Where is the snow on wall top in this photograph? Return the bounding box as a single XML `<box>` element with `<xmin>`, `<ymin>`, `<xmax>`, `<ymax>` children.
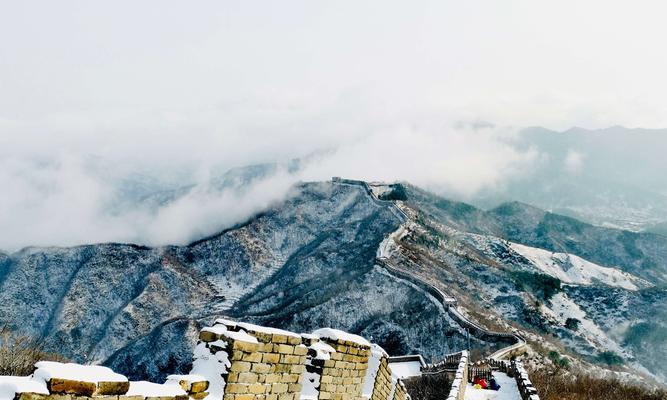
<box><xmin>0</xmin><ymin>376</ymin><xmax>48</xmax><ymax>400</ymax></box>
<box><xmin>312</xmin><ymin>328</ymin><xmax>371</xmax><ymax>347</ymax></box>
<box><xmin>236</xmin><ymin>322</ymin><xmax>302</xmax><ymax>339</ymax></box>
<box><xmin>126</xmin><ymin>381</ymin><xmax>186</xmax><ymax>397</ymax></box>
<box><xmin>33</xmin><ymin>361</ymin><xmax>128</xmax><ymax>383</ymax></box>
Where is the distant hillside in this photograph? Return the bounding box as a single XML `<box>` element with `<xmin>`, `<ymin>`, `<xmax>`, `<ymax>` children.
<box><xmin>645</xmin><ymin>221</ymin><xmax>667</xmax><ymax>237</ymax></box>
<box><xmin>469</xmin><ymin>126</ymin><xmax>667</xmax><ymax>232</ymax></box>
<box><xmin>407</xmin><ymin>185</ymin><xmax>667</xmax><ymax>285</ymax></box>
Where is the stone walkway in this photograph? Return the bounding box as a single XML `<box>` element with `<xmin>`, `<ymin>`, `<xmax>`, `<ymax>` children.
<box><xmin>464</xmin><ymin>372</ymin><xmax>521</xmax><ymax>400</ymax></box>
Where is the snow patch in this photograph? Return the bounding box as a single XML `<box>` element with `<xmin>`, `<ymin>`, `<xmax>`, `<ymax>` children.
<box><xmin>510</xmin><ymin>242</ymin><xmax>646</xmax><ymax>290</ymax></box>
<box><xmin>189</xmin><ymin>341</ymin><xmax>231</xmax><ymax>400</ymax></box>
<box><xmin>546</xmin><ymin>292</ymin><xmax>626</xmax><ymax>356</ymax></box>
<box><xmin>0</xmin><ymin>376</ymin><xmax>48</xmax><ymax>400</ymax></box>
<box><xmin>126</xmin><ymin>381</ymin><xmax>186</xmax><ymax>397</ymax></box>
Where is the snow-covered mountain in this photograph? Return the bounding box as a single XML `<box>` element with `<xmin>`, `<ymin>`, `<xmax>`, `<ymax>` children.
<box><xmin>1</xmin><ymin>178</ymin><xmax>666</xmax><ymax>386</ymax></box>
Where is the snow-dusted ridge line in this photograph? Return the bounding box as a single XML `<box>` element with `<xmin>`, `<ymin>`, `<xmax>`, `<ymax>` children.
<box><xmin>331</xmin><ymin>178</ymin><xmax>527</xmax><ymax>362</ymax></box>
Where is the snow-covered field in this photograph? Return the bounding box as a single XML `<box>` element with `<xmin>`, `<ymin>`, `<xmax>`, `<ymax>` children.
<box><xmin>509</xmin><ymin>242</ymin><xmax>646</xmax><ymax>290</ymax></box>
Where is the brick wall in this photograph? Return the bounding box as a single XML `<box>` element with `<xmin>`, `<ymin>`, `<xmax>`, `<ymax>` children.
<box><xmin>5</xmin><ymin>319</ymin><xmax>419</xmax><ymax>400</ymax></box>
<box><xmin>313</xmin><ymin>334</ymin><xmax>370</xmax><ymax>400</ymax></box>
<box><xmin>369</xmin><ymin>356</ymin><xmax>392</xmax><ymax>400</ymax></box>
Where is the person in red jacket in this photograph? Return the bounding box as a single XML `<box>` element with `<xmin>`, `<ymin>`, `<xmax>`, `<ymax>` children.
<box><xmin>473</xmin><ymin>376</ymin><xmax>488</xmax><ymax>389</ymax></box>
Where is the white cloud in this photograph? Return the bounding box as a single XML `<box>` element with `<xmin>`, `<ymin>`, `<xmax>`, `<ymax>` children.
<box><xmin>564</xmin><ymin>150</ymin><xmax>585</xmax><ymax>174</ymax></box>
<box><xmin>1</xmin><ymin>0</ymin><xmax>666</xmax><ymax>250</ymax></box>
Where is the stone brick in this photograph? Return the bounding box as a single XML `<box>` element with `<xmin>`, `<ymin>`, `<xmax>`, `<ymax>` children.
<box><xmin>276</xmin><ymin>344</ymin><xmax>294</xmax><ymax>355</ymax></box>
<box><xmin>232</xmin><ymin>340</ymin><xmax>260</xmax><ymax>353</ymax></box>
<box><xmin>15</xmin><ymin>394</ymin><xmax>50</xmax><ymax>400</ymax></box>
<box><xmin>96</xmin><ymin>381</ymin><xmax>130</xmax><ymax>395</ymax></box>
<box><xmin>199</xmin><ymin>330</ymin><xmax>220</xmax><ymax>342</ymax></box>
<box><xmin>118</xmin><ymin>396</ymin><xmax>144</xmax><ymax>400</ymax></box>
<box><xmin>293</xmin><ymin>346</ymin><xmax>308</xmax><ymax>356</ymax></box>
<box><xmin>271</xmin><ymin>383</ymin><xmax>288</xmax><ymax>394</ymax></box>
<box><xmin>281</xmin><ymin>374</ymin><xmax>300</xmax><ymax>383</ymax></box>
<box><xmin>226</xmin><ymin>383</ymin><xmax>249</xmax><ymax>394</ymax></box>
<box><xmin>287</xmin><ymin>384</ymin><xmax>301</xmax><ymax>393</ymax></box>
<box><xmin>242</xmin><ymin>352</ymin><xmax>264</xmax><ymax>363</ymax></box>
<box><xmin>190</xmin><ymin>380</ymin><xmax>210</xmax><ymax>393</ymax></box>
<box><xmin>286</xmin><ymin>336</ymin><xmax>302</xmax><ymax>346</ymax></box>
<box><xmin>248</xmin><ymin>384</ymin><xmax>268</xmax><ymax>394</ymax></box>
<box><xmin>235</xmin><ymin>394</ymin><xmax>256</xmax><ymax>400</ymax></box>
<box><xmin>190</xmin><ymin>392</ymin><xmax>209</xmax><ymax>400</ymax></box>
<box><xmin>319</xmin><ymin>392</ymin><xmax>332</xmax><ymax>399</ymax></box>
<box><xmin>272</xmin><ymin>334</ymin><xmax>288</xmax><ymax>344</ymax></box>
<box><xmin>273</xmin><ymin>364</ymin><xmax>292</xmax><ymax>373</ymax></box>
<box><xmin>43</xmin><ymin>395</ymin><xmax>77</xmax><ymax>400</ymax></box>
<box><xmin>266</xmin><ymin>394</ymin><xmax>278</xmax><ymax>400</ymax></box>
<box><xmin>47</xmin><ymin>378</ymin><xmax>97</xmax><ymax>396</ymax></box>
<box><xmin>262</xmin><ymin>353</ymin><xmax>281</xmax><ymax>363</ymax></box>
<box><xmin>280</xmin><ymin>355</ymin><xmax>301</xmax><ymax>364</ymax></box>
<box><xmin>264</xmin><ymin>374</ymin><xmax>281</xmax><ymax>384</ymax></box>
<box><xmin>238</xmin><ymin>372</ymin><xmax>259</xmax><ymax>384</ymax></box>
<box><xmin>252</xmin><ymin>332</ymin><xmax>273</xmax><ymax>343</ymax></box>
<box><xmin>290</xmin><ymin>365</ymin><xmax>305</xmax><ymax>374</ymax></box>
<box><xmin>251</xmin><ymin>363</ymin><xmax>273</xmax><ymax>374</ymax></box>
<box><xmin>230</xmin><ymin>361</ymin><xmax>252</xmax><ymax>372</ymax></box>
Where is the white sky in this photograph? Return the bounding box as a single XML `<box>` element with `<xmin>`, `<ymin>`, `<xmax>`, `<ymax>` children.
<box><xmin>1</xmin><ymin>0</ymin><xmax>666</xmax><ymax>249</ymax></box>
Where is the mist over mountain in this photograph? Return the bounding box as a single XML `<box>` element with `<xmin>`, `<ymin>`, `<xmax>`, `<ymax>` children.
<box><xmin>461</xmin><ymin>126</ymin><xmax>667</xmax><ymax>232</ymax></box>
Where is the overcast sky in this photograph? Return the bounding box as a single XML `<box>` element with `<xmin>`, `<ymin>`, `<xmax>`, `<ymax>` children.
<box><xmin>1</xmin><ymin>0</ymin><xmax>666</xmax><ymax>250</ymax></box>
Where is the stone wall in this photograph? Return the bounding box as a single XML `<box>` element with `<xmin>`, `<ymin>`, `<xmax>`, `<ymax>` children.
<box><xmin>369</xmin><ymin>357</ymin><xmax>392</xmax><ymax>400</ymax></box>
<box><xmin>313</xmin><ymin>331</ymin><xmax>369</xmax><ymax>400</ymax></box>
<box><xmin>197</xmin><ymin>319</ymin><xmax>308</xmax><ymax>400</ymax></box>
<box><xmin>4</xmin><ymin>319</ymin><xmax>422</xmax><ymax>400</ymax></box>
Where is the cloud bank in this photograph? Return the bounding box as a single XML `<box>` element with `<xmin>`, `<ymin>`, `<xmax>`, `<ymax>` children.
<box><xmin>2</xmin><ymin>0</ymin><xmax>667</xmax><ymax>250</ymax></box>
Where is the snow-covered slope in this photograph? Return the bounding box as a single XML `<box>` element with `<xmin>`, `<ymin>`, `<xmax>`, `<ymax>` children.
<box><xmin>509</xmin><ymin>243</ymin><xmax>648</xmax><ymax>290</ymax></box>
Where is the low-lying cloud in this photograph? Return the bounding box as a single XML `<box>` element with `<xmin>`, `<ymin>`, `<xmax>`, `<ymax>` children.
<box><xmin>0</xmin><ymin>109</ymin><xmax>538</xmax><ymax>252</ymax></box>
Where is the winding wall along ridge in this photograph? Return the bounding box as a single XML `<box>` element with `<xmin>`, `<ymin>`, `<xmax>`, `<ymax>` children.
<box><xmin>332</xmin><ymin>178</ymin><xmax>526</xmax><ymax>361</ymax></box>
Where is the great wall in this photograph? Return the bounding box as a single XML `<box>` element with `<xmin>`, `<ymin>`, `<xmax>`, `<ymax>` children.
<box><xmin>0</xmin><ymin>179</ymin><xmax>541</xmax><ymax>400</ymax></box>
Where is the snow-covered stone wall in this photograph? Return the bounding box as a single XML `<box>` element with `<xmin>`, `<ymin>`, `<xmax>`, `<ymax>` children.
<box><xmin>2</xmin><ymin>319</ymin><xmax>416</xmax><ymax>400</ymax></box>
